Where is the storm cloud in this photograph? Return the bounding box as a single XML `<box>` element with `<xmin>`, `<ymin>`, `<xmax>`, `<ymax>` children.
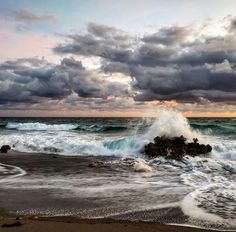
<box><xmin>54</xmin><ymin>21</ymin><xmax>236</xmax><ymax>104</ymax></box>
<box><xmin>142</xmin><ymin>26</ymin><xmax>191</xmax><ymax>45</ymax></box>
<box><xmin>1</xmin><ymin>18</ymin><xmax>236</xmax><ymax>114</ymax></box>
<box><xmin>0</xmin><ymin>57</ymin><xmax>130</xmax><ymax>107</ymax></box>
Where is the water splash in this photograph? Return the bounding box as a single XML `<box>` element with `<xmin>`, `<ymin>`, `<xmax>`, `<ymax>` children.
<box><xmin>144</xmin><ymin>108</ymin><xmax>200</xmax><ymax>141</ymax></box>
<box><xmin>0</xmin><ymin>108</ymin><xmax>201</xmax><ymax>156</ymax></box>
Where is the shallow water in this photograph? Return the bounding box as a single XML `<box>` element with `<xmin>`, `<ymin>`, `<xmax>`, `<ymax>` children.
<box><xmin>0</xmin><ymin>110</ymin><xmax>235</xmax><ymax>230</ymax></box>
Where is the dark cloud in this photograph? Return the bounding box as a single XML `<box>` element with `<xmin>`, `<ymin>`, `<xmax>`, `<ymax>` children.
<box><xmin>0</xmin><ymin>57</ymin><xmax>130</xmax><ymax>106</ymax></box>
<box><xmin>132</xmin><ymin>64</ymin><xmax>236</xmax><ymax>103</ymax></box>
<box><xmin>53</xmin><ymin>21</ymin><xmax>236</xmax><ymax>104</ymax></box>
<box><xmin>54</xmin><ymin>23</ymin><xmax>132</xmax><ymax>63</ymax></box>
<box><xmin>87</xmin><ymin>22</ymin><xmax>119</xmax><ymax>38</ymax></box>
<box><xmin>142</xmin><ymin>26</ymin><xmax>191</xmax><ymax>45</ymax></box>
<box><xmin>2</xmin><ymin>18</ymin><xmax>236</xmax><ymax>112</ymax></box>
<box><xmin>174</xmin><ymin>49</ymin><xmax>236</xmax><ymax>66</ymax></box>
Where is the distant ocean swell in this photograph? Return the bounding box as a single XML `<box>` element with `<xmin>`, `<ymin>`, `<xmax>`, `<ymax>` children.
<box><xmin>1</xmin><ymin>122</ymin><xmax>136</xmax><ymax>133</ymax></box>
<box><xmin>1</xmin><ymin>119</ymin><xmax>236</xmax><ymax>135</ymax></box>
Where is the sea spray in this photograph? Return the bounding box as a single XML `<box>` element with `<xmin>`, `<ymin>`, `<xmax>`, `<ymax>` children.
<box><xmin>6</xmin><ymin>122</ymin><xmax>78</xmax><ymax>131</ymax></box>
<box><xmin>0</xmin><ymin>108</ymin><xmax>202</xmax><ymax>156</ymax></box>
<box><xmin>144</xmin><ymin>108</ymin><xmax>200</xmax><ymax>141</ymax></box>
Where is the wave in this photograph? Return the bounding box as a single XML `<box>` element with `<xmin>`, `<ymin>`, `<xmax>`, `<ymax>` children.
<box><xmin>5</xmin><ymin>122</ymin><xmax>78</xmax><ymax>131</ymax></box>
<box><xmin>147</xmin><ymin>154</ymin><xmax>236</xmax><ymax>229</ymax></box>
<box><xmin>0</xmin><ymin>123</ymin><xmax>7</xmax><ymax>128</ymax></box>
<box><xmin>1</xmin><ymin>110</ymin><xmax>235</xmax><ymax>229</ymax></box>
<box><xmin>0</xmin><ymin>109</ymin><xmax>234</xmax><ymax>159</ymax></box>
<box><xmin>74</xmin><ymin>125</ymin><xmax>129</xmax><ymax>132</ymax></box>
<box><xmin>179</xmin><ymin>156</ymin><xmax>236</xmax><ymax>228</ymax></box>
<box><xmin>0</xmin><ymin>163</ymin><xmax>27</xmax><ymax>182</ymax></box>
<box><xmin>0</xmin><ymin>109</ymin><xmax>202</xmax><ymax>157</ymax></box>
<box><xmin>2</xmin><ymin>122</ymin><xmax>130</xmax><ymax>133</ymax></box>
<box><xmin>145</xmin><ymin>109</ymin><xmax>200</xmax><ymax>141</ymax></box>
<box><xmin>191</xmin><ymin>123</ymin><xmax>236</xmax><ymax>135</ymax></box>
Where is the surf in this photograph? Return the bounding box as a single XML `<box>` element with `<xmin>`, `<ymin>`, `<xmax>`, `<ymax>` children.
<box><xmin>0</xmin><ymin>109</ymin><xmax>233</xmax><ymax>158</ymax></box>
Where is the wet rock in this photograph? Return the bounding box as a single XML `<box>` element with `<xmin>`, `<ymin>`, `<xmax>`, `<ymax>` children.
<box><xmin>186</xmin><ymin>142</ymin><xmax>212</xmax><ymax>157</ymax></box>
<box><xmin>43</xmin><ymin>147</ymin><xmax>62</xmax><ymax>153</ymax></box>
<box><xmin>2</xmin><ymin>221</ymin><xmax>23</xmax><ymax>227</ymax></box>
<box><xmin>88</xmin><ymin>161</ymin><xmax>107</xmax><ymax>168</ymax></box>
<box><xmin>0</xmin><ymin>145</ymin><xmax>11</xmax><ymax>153</ymax></box>
<box><xmin>144</xmin><ymin>136</ymin><xmax>212</xmax><ymax>160</ymax></box>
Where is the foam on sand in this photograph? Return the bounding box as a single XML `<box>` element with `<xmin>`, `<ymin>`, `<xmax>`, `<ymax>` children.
<box><xmin>134</xmin><ymin>158</ymin><xmax>152</xmax><ymax>172</ymax></box>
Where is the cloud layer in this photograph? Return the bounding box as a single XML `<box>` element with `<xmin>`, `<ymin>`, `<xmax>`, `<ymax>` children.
<box><xmin>1</xmin><ymin>18</ymin><xmax>236</xmax><ymax>115</ymax></box>
<box><xmin>0</xmin><ymin>57</ymin><xmax>130</xmax><ymax>108</ymax></box>
<box><xmin>53</xmin><ymin>21</ymin><xmax>236</xmax><ymax>106</ymax></box>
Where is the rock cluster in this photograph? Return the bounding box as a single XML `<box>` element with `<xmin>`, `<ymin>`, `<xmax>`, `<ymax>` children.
<box><xmin>144</xmin><ymin>136</ymin><xmax>212</xmax><ymax>160</ymax></box>
<box><xmin>1</xmin><ymin>145</ymin><xmax>11</xmax><ymax>153</ymax></box>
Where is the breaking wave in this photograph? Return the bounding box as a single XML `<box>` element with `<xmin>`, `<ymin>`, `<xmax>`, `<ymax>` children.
<box><xmin>5</xmin><ymin>122</ymin><xmax>78</xmax><ymax>131</ymax></box>
<box><xmin>3</xmin><ymin>122</ymin><xmax>131</xmax><ymax>133</ymax></box>
<box><xmin>191</xmin><ymin>123</ymin><xmax>236</xmax><ymax>135</ymax></box>
<box><xmin>0</xmin><ymin>109</ymin><xmax>200</xmax><ymax>156</ymax></box>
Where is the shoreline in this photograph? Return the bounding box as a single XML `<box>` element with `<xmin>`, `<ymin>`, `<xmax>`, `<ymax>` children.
<box><xmin>0</xmin><ymin>213</ymin><xmax>225</xmax><ymax>232</ymax></box>
<box><xmin>0</xmin><ymin>151</ymin><xmax>234</xmax><ymax>232</ymax></box>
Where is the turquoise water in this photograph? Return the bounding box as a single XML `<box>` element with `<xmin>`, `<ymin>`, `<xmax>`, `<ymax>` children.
<box><xmin>0</xmin><ymin>116</ymin><xmax>235</xmax><ymax>156</ymax></box>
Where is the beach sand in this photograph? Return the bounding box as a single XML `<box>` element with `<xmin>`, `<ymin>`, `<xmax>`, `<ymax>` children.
<box><xmin>0</xmin><ymin>151</ymin><xmax>231</xmax><ymax>232</ymax></box>
<box><xmin>0</xmin><ymin>214</ymin><xmax>218</xmax><ymax>232</ymax></box>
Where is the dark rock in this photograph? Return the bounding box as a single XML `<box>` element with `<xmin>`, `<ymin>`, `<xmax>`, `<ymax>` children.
<box><xmin>2</xmin><ymin>221</ymin><xmax>23</xmax><ymax>227</ymax></box>
<box><xmin>144</xmin><ymin>136</ymin><xmax>212</xmax><ymax>160</ymax></box>
<box><xmin>43</xmin><ymin>147</ymin><xmax>62</xmax><ymax>153</ymax></box>
<box><xmin>186</xmin><ymin>142</ymin><xmax>212</xmax><ymax>157</ymax></box>
<box><xmin>1</xmin><ymin>145</ymin><xmax>11</xmax><ymax>153</ymax></box>
<box><xmin>88</xmin><ymin>161</ymin><xmax>107</xmax><ymax>168</ymax></box>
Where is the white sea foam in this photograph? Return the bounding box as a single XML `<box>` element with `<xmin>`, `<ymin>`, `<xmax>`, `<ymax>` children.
<box><xmin>181</xmin><ymin>190</ymin><xmax>223</xmax><ymax>222</ymax></box>
<box><xmin>134</xmin><ymin>158</ymin><xmax>152</xmax><ymax>172</ymax></box>
<box><xmin>144</xmin><ymin>108</ymin><xmax>200</xmax><ymax>141</ymax></box>
<box><xmin>0</xmin><ymin>108</ymin><xmax>234</xmax><ymax>160</ymax></box>
<box><xmin>181</xmin><ymin>185</ymin><xmax>236</xmax><ymax>228</ymax></box>
<box><xmin>0</xmin><ymin>163</ymin><xmax>27</xmax><ymax>182</ymax></box>
<box><xmin>6</xmin><ymin>122</ymin><xmax>77</xmax><ymax>131</ymax></box>
<box><xmin>179</xmin><ymin>154</ymin><xmax>236</xmax><ymax>228</ymax></box>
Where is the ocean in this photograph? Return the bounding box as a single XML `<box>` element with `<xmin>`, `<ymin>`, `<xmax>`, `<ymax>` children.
<box><xmin>0</xmin><ymin>110</ymin><xmax>235</xmax><ymax>230</ymax></box>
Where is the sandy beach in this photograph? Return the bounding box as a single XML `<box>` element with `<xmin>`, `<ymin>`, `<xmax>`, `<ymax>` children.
<box><xmin>0</xmin><ymin>213</ymin><xmax>222</xmax><ymax>232</ymax></box>
<box><xmin>0</xmin><ymin>151</ymin><xmax>234</xmax><ymax>232</ymax></box>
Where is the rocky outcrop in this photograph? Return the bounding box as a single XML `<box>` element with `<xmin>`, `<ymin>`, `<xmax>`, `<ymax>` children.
<box><xmin>1</xmin><ymin>145</ymin><xmax>11</xmax><ymax>153</ymax></box>
<box><xmin>144</xmin><ymin>136</ymin><xmax>212</xmax><ymax>160</ymax></box>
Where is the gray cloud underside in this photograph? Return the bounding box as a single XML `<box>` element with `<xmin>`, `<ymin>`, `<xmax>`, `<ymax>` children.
<box><xmin>54</xmin><ymin>21</ymin><xmax>236</xmax><ymax>104</ymax></box>
<box><xmin>0</xmin><ymin>57</ymin><xmax>130</xmax><ymax>105</ymax></box>
<box><xmin>1</xmin><ymin>20</ymin><xmax>236</xmax><ymax>111</ymax></box>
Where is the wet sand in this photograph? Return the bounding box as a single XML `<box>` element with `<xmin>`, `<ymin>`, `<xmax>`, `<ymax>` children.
<box><xmin>0</xmin><ymin>151</ymin><xmax>232</xmax><ymax>232</ymax></box>
<box><xmin>0</xmin><ymin>213</ymin><xmax>220</xmax><ymax>232</ymax></box>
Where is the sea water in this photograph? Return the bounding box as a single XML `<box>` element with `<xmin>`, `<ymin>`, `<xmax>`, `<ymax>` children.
<box><xmin>0</xmin><ymin>109</ymin><xmax>235</xmax><ymax>229</ymax></box>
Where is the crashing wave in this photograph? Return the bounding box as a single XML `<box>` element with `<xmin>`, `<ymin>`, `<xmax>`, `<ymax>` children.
<box><xmin>5</xmin><ymin>122</ymin><xmax>78</xmax><ymax>131</ymax></box>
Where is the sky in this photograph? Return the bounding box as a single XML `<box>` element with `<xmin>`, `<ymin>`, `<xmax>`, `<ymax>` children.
<box><xmin>0</xmin><ymin>0</ymin><xmax>236</xmax><ymax>117</ymax></box>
